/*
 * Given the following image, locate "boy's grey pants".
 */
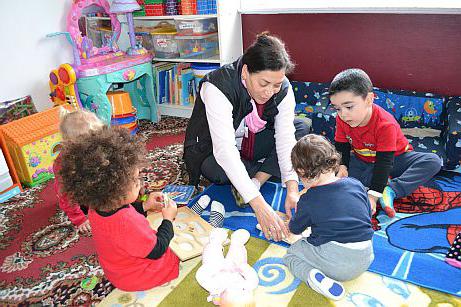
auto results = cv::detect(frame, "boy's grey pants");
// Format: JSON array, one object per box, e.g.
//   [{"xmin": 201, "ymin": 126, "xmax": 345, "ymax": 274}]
[
  {"xmin": 349, "ymin": 151, "xmax": 441, "ymax": 198},
  {"xmin": 283, "ymin": 239, "xmax": 374, "ymax": 282}
]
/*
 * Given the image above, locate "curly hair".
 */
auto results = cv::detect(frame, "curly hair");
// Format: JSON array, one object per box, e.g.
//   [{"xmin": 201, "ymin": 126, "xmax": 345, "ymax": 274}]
[
  {"xmin": 291, "ymin": 134, "xmax": 341, "ymax": 181},
  {"xmin": 58, "ymin": 127, "xmax": 147, "ymax": 211}
]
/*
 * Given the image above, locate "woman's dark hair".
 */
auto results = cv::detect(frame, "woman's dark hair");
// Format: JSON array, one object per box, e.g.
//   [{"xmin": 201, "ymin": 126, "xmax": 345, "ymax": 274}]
[
  {"xmin": 59, "ymin": 126, "xmax": 147, "ymax": 211},
  {"xmin": 242, "ymin": 32, "xmax": 295, "ymax": 74},
  {"xmin": 291, "ymin": 134, "xmax": 341, "ymax": 180},
  {"xmin": 328, "ymin": 68, "xmax": 373, "ymax": 99}
]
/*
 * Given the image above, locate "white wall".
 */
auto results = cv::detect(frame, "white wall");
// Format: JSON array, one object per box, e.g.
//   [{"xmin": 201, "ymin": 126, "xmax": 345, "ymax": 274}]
[
  {"xmin": 0, "ymin": 1, "xmax": 73, "ymax": 111},
  {"xmin": 240, "ymin": 0, "xmax": 461, "ymax": 13},
  {"xmin": 0, "ymin": 1, "xmax": 133, "ymax": 111}
]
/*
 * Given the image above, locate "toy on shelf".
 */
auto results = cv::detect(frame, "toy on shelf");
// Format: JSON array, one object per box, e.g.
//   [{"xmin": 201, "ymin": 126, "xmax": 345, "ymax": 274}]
[
  {"xmin": 107, "ymin": 91, "xmax": 138, "ymax": 134},
  {"xmin": 147, "ymin": 206, "xmax": 220, "ymax": 261},
  {"xmin": 195, "ymin": 228, "xmax": 259, "ymax": 306},
  {"xmin": 49, "ymin": 63, "xmax": 83, "ymax": 111},
  {"xmin": 0, "ymin": 107, "xmax": 68, "ymax": 187},
  {"xmin": 47, "ymin": 0, "xmax": 158, "ymax": 126}
]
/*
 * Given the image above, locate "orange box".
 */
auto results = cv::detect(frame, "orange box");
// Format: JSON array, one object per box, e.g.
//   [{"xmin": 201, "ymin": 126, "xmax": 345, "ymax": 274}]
[{"xmin": 0, "ymin": 107, "xmax": 65, "ymax": 187}]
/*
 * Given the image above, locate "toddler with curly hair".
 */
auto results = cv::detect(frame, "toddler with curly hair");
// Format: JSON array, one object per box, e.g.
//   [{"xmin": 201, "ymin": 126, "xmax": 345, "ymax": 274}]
[
  {"xmin": 58, "ymin": 126, "xmax": 179, "ymax": 291},
  {"xmin": 283, "ymin": 134, "xmax": 374, "ymax": 300},
  {"xmin": 54, "ymin": 109, "xmax": 104, "ymax": 235},
  {"xmin": 55, "ymin": 109, "xmax": 164, "ymax": 235}
]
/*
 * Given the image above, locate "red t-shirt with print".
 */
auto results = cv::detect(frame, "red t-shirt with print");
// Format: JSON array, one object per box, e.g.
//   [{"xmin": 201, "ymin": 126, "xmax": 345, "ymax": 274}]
[
  {"xmin": 88, "ymin": 205, "xmax": 179, "ymax": 291},
  {"xmin": 335, "ymin": 104, "xmax": 413, "ymax": 163}
]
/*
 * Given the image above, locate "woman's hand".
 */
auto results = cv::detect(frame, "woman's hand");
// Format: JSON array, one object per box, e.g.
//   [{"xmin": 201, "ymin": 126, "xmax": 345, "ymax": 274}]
[
  {"xmin": 337, "ymin": 165, "xmax": 348, "ymax": 178},
  {"xmin": 284, "ymin": 180, "xmax": 299, "ymax": 220},
  {"xmin": 142, "ymin": 192, "xmax": 165, "ymax": 212},
  {"xmin": 78, "ymin": 219, "xmax": 91, "ymax": 235},
  {"xmin": 250, "ymin": 196, "xmax": 288, "ymax": 241}
]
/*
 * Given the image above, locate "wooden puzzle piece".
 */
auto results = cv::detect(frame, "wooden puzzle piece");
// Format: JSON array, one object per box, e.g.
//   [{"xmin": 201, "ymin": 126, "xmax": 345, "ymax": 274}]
[{"xmin": 147, "ymin": 207, "xmax": 215, "ymax": 261}]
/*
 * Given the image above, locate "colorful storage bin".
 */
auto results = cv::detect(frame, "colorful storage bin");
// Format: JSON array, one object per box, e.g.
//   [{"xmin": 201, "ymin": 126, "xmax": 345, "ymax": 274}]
[
  {"xmin": 165, "ymin": 0, "xmax": 179, "ymax": 15},
  {"xmin": 181, "ymin": 0, "xmax": 197, "ymax": 15},
  {"xmin": 176, "ymin": 32, "xmax": 219, "ymax": 59},
  {"xmin": 197, "ymin": 0, "xmax": 216, "ymax": 14},
  {"xmin": 145, "ymin": 3, "xmax": 165, "ymax": 16}
]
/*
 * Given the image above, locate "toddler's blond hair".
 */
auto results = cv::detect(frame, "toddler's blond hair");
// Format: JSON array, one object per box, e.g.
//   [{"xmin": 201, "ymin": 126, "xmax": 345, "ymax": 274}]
[{"xmin": 59, "ymin": 108, "xmax": 104, "ymax": 140}]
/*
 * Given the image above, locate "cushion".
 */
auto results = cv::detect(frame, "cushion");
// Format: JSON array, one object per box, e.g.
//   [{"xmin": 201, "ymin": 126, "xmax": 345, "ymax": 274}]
[
  {"xmin": 406, "ymin": 135, "xmax": 446, "ymax": 163},
  {"xmin": 444, "ymin": 96, "xmax": 461, "ymax": 169},
  {"xmin": 291, "ymin": 81, "xmax": 330, "ymax": 106},
  {"xmin": 373, "ymin": 89, "xmax": 445, "ymax": 130}
]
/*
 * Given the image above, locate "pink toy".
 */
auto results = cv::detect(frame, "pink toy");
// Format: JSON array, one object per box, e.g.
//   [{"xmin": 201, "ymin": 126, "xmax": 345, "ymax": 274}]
[
  {"xmin": 48, "ymin": 0, "xmax": 159, "ymax": 126},
  {"xmin": 66, "ymin": 0, "xmax": 151, "ymax": 78},
  {"xmin": 196, "ymin": 228, "xmax": 259, "ymax": 306}
]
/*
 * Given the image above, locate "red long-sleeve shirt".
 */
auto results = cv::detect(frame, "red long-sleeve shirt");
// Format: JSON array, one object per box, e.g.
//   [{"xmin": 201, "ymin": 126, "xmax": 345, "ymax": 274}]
[{"xmin": 53, "ymin": 155, "xmax": 87, "ymax": 227}]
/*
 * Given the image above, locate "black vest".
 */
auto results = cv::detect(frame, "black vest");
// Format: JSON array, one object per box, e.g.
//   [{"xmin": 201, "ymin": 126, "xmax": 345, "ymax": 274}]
[{"xmin": 183, "ymin": 57, "xmax": 289, "ymax": 185}]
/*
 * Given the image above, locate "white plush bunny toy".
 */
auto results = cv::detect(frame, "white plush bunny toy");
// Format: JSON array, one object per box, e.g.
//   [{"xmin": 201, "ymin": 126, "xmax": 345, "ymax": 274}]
[{"xmin": 196, "ymin": 228, "xmax": 259, "ymax": 306}]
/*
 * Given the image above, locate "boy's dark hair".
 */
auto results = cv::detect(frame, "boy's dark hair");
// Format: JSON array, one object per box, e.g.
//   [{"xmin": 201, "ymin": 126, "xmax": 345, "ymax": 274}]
[
  {"xmin": 242, "ymin": 32, "xmax": 295, "ymax": 74},
  {"xmin": 291, "ymin": 134, "xmax": 341, "ymax": 180},
  {"xmin": 59, "ymin": 127, "xmax": 147, "ymax": 211},
  {"xmin": 328, "ymin": 68, "xmax": 373, "ymax": 99}
]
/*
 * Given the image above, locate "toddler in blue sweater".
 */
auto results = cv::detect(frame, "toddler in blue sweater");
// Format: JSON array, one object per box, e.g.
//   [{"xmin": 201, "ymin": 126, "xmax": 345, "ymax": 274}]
[{"xmin": 283, "ymin": 134, "xmax": 374, "ymax": 300}]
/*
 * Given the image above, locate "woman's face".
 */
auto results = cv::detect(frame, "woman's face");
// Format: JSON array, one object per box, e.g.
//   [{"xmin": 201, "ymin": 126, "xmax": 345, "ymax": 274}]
[{"xmin": 242, "ymin": 64, "xmax": 285, "ymax": 104}]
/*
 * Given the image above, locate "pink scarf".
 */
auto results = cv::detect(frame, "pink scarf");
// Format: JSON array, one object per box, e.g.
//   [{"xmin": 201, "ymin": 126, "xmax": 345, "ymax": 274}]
[{"xmin": 241, "ymin": 79, "xmax": 267, "ymax": 160}]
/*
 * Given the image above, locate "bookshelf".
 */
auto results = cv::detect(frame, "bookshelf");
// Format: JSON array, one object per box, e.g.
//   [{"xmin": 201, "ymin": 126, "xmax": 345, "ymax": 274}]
[{"xmin": 133, "ymin": 0, "xmax": 243, "ymax": 118}]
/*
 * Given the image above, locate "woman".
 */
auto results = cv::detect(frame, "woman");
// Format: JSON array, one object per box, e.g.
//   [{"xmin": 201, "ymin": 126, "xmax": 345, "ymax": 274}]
[{"xmin": 184, "ymin": 33, "xmax": 310, "ymax": 241}]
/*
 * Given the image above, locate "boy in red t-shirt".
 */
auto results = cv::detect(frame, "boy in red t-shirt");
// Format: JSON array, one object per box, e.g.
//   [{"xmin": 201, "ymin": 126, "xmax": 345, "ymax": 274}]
[
  {"xmin": 58, "ymin": 127, "xmax": 179, "ymax": 291},
  {"xmin": 328, "ymin": 69, "xmax": 441, "ymax": 217}
]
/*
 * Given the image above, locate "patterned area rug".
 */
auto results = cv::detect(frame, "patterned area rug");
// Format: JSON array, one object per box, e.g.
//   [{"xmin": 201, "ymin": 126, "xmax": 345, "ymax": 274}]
[
  {"xmin": 2, "ymin": 115, "xmax": 459, "ymax": 306},
  {"xmin": 189, "ymin": 181, "xmax": 461, "ymax": 298},
  {"xmin": 100, "ymin": 236, "xmax": 461, "ymax": 307},
  {"xmin": 0, "ymin": 117, "xmax": 189, "ymax": 306}
]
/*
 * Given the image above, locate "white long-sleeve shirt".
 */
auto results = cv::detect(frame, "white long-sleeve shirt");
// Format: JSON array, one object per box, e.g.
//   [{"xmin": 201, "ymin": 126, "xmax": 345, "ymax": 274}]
[{"xmin": 201, "ymin": 81, "xmax": 298, "ymax": 203}]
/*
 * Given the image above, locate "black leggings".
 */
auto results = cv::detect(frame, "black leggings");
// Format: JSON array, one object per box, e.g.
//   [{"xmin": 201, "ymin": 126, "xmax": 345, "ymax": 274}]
[{"xmin": 200, "ymin": 118, "xmax": 310, "ymax": 184}]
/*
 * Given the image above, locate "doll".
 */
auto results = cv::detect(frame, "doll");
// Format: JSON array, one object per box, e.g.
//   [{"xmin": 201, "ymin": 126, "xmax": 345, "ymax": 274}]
[{"xmin": 196, "ymin": 228, "xmax": 259, "ymax": 306}]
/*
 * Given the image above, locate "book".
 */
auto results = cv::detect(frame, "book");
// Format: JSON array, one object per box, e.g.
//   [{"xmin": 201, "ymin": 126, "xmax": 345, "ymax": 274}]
[
  {"xmin": 162, "ymin": 184, "xmax": 196, "ymax": 205},
  {"xmin": 180, "ymin": 68, "xmax": 195, "ymax": 105}
]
